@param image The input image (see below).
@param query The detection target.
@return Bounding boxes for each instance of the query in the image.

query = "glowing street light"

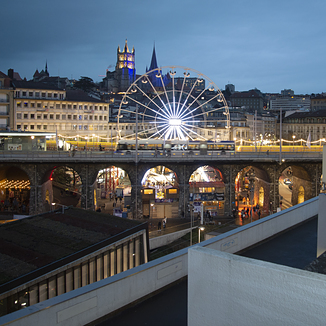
[52,202,67,214]
[198,226,205,243]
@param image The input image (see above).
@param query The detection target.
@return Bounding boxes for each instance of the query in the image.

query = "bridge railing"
[0,150,322,162]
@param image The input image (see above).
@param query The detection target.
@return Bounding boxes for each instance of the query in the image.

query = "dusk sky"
[1,0,325,94]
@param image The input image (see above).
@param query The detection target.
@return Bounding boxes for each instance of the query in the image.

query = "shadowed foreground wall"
[188,247,326,326]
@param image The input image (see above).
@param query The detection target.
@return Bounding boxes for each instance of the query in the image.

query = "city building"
[268,90,310,112]
[310,94,326,111]
[11,80,109,139]
[0,71,14,130]
[229,89,265,113]
[278,110,326,142]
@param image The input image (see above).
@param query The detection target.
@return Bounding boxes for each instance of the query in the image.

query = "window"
[17,113,22,119]
[73,105,77,109]
[43,125,47,130]
[99,106,102,110]
[42,93,46,98]
[50,114,54,119]
[17,102,21,108]
[62,104,66,109]
[79,115,82,120]
[99,116,103,120]
[31,103,35,108]
[62,115,66,120]
[94,116,98,120]
[22,91,26,97]
[68,115,72,120]
[79,105,82,110]
[94,106,98,110]
[17,124,21,129]
[73,115,77,120]
[84,105,88,110]
[54,93,58,98]
[30,114,35,119]
[84,125,88,130]
[24,114,28,119]
[56,104,60,109]
[73,124,77,130]
[24,102,28,107]
[84,115,88,120]
[29,92,33,97]
[104,116,107,121]
[35,92,39,97]
[104,106,107,111]
[56,115,60,119]
[15,91,20,97]
[37,114,41,119]
[79,125,82,130]
[30,125,34,130]
[43,114,48,119]
[37,103,41,108]
[48,93,52,98]
[68,104,72,109]
[37,125,41,130]
[89,116,93,120]
[24,125,28,130]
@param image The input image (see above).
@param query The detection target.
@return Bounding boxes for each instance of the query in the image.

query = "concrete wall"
[149,227,195,250]
[188,246,326,326]
[204,196,318,253]
[0,196,319,326]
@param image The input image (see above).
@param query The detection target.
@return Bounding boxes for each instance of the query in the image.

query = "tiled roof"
[0,71,9,79]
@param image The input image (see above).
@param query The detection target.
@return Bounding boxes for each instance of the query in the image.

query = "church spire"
[148,44,158,71]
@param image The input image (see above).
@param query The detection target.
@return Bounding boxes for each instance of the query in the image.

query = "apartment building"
[12,80,109,138]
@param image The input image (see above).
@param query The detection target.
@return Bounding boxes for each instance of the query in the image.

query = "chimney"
[7,69,14,79]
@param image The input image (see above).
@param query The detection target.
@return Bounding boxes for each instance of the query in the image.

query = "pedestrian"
[258,210,261,219]
[158,221,162,231]
[115,196,118,204]
[162,219,166,229]
[119,196,122,203]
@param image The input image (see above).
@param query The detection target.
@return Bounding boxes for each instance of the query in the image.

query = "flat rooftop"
[0,207,142,286]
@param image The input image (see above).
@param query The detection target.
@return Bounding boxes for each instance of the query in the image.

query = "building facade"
[0,72,14,130]
[12,81,109,139]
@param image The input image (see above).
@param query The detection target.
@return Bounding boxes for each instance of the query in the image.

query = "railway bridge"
[0,150,322,217]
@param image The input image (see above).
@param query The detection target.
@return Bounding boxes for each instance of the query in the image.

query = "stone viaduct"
[0,153,322,218]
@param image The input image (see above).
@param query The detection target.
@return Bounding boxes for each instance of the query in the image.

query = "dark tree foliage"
[74,76,96,92]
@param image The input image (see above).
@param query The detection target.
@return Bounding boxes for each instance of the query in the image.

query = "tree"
[73,76,96,92]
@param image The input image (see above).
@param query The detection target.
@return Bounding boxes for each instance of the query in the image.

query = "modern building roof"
[0,207,143,287]
[11,80,62,91]
[65,89,104,103]
[283,110,326,120]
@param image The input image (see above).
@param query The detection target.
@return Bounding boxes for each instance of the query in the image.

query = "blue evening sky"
[1,0,325,94]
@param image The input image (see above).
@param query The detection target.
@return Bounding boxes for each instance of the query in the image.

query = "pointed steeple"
[45,61,48,74]
[124,39,129,53]
[148,44,158,71]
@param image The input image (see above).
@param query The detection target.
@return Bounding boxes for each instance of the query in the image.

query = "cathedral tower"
[115,39,136,91]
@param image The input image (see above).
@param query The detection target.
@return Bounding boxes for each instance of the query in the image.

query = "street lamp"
[198,226,205,243]
[292,135,296,151]
[52,202,67,214]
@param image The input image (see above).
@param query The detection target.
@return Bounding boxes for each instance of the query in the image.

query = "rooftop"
[0,207,142,287]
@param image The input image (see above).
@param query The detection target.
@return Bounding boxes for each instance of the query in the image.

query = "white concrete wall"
[188,246,326,326]
[0,196,318,326]
[317,193,326,257]
[204,196,318,254]
[149,227,195,250]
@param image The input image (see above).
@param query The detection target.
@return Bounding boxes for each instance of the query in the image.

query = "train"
[116,139,236,154]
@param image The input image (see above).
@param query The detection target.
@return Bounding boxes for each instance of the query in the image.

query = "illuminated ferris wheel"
[118,66,230,141]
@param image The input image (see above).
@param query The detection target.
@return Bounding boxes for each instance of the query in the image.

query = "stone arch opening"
[141,165,179,221]
[235,165,270,221]
[0,166,30,215]
[94,166,131,217]
[298,186,304,204]
[278,165,311,209]
[48,166,82,210]
[189,165,225,220]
